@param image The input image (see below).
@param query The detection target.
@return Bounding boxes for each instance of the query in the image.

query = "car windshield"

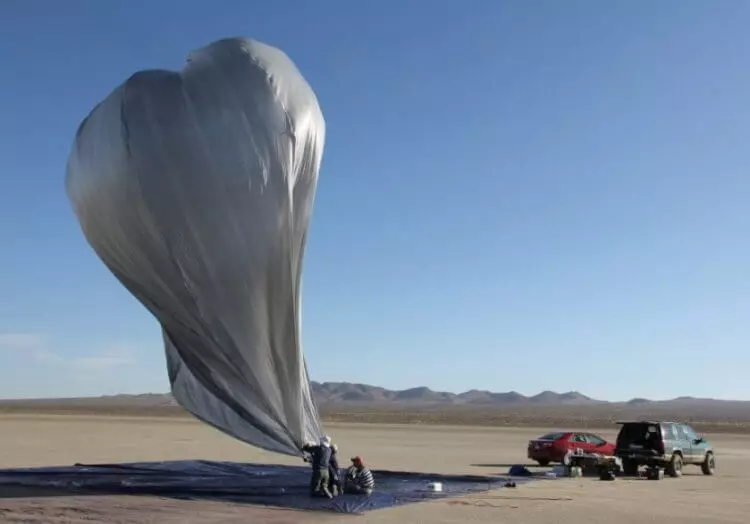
[537,432,565,441]
[682,425,698,439]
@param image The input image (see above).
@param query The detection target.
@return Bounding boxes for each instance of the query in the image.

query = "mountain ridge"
[1,381,747,406]
[307,382,749,406]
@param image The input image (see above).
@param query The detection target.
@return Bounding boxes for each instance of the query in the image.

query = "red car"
[527,431,615,466]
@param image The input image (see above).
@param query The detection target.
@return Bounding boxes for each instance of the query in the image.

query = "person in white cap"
[301,436,333,498]
[327,443,342,496]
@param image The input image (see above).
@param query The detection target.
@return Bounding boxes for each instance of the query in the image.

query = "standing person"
[301,436,333,499]
[328,444,342,496]
[344,456,375,495]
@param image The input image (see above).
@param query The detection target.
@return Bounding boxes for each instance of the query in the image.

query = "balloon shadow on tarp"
[0,460,536,515]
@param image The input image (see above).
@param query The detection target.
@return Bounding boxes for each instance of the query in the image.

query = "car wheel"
[666,454,683,478]
[537,459,550,467]
[701,452,715,476]
[622,459,639,476]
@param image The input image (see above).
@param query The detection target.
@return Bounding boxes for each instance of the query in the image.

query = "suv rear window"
[538,432,565,441]
[617,423,661,448]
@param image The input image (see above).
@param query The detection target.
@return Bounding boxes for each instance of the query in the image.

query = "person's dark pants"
[310,468,332,498]
[328,475,341,496]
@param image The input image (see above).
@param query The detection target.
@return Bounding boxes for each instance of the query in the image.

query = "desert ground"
[0,413,748,523]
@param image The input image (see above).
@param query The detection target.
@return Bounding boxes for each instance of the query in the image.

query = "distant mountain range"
[310,382,600,405]
[308,382,748,407]
[3,381,745,408]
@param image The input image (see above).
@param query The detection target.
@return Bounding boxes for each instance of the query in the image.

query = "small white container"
[427,482,443,492]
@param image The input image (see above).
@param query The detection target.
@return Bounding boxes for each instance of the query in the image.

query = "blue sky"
[1,0,748,401]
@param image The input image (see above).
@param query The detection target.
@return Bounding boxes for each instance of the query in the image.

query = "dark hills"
[308,382,746,407]
[307,382,602,405]
[2,381,748,409]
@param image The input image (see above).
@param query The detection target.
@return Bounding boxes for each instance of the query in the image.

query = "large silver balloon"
[65,37,326,455]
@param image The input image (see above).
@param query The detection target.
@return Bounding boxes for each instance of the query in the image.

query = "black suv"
[614,420,715,477]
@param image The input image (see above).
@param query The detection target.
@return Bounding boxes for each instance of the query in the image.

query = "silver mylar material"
[65,37,326,456]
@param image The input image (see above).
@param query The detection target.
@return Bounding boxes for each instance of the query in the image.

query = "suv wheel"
[666,453,683,478]
[537,459,550,467]
[701,452,715,476]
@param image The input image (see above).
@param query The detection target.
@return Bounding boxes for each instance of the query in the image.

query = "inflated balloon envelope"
[65,37,326,456]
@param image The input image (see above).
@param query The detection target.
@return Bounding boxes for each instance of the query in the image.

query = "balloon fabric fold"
[65,37,326,456]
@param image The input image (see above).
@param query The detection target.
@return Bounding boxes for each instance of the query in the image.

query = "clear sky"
[1,0,748,402]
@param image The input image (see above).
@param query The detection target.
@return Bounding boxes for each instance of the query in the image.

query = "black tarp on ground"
[0,460,533,514]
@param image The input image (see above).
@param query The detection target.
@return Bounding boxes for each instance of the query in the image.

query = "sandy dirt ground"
[0,414,748,523]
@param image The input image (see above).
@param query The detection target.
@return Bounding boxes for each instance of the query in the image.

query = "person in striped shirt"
[343,456,375,495]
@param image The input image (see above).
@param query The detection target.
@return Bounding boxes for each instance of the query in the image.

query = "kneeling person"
[344,456,374,495]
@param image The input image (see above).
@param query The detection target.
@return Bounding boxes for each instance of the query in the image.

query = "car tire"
[666,454,683,478]
[622,460,639,476]
[537,459,550,467]
[701,452,715,476]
